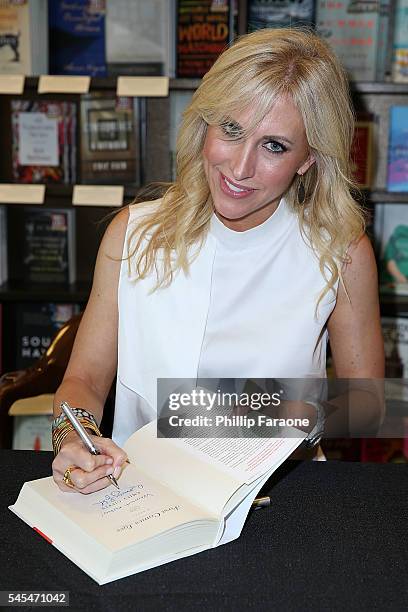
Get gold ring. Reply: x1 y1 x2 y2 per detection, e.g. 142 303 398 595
63 465 77 489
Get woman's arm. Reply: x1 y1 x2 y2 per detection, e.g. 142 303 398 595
326 234 385 434
52 207 129 493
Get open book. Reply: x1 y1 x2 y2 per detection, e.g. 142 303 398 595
10 421 305 584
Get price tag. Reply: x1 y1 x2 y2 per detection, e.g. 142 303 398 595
38 76 90 94
0 75 25 94
72 185 124 207
117 76 169 97
0 184 45 204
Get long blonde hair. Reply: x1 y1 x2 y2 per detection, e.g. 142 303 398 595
127 27 365 306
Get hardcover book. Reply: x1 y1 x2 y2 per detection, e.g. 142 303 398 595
14 302 80 369
176 0 234 78
48 0 107 77
10 420 304 584
0 0 48 75
374 203 408 295
247 0 315 31
315 0 390 81
392 0 408 82
11 99 77 184
7 206 76 284
106 0 174 77
387 106 408 192
80 93 140 185
351 113 374 189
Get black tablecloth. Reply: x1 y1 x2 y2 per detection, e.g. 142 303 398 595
1 450 407 611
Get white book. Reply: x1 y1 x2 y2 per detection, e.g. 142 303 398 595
10 420 305 584
0 0 48 75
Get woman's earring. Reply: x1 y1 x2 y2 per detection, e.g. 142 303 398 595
297 173 305 205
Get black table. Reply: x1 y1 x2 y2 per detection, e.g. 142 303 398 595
1 450 407 611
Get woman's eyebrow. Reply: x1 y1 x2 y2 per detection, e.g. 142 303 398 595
262 134 295 145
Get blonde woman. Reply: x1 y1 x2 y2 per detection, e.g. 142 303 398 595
52 28 384 493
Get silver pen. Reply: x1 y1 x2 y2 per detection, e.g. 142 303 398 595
60 401 120 490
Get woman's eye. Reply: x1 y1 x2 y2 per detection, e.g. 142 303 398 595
264 140 287 154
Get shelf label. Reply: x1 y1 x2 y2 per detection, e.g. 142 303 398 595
0 184 45 204
117 76 169 97
72 185 124 207
38 76 91 94
0 75 25 94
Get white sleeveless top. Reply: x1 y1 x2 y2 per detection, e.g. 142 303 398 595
112 198 338 447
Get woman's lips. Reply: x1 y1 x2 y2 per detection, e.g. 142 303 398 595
219 171 255 198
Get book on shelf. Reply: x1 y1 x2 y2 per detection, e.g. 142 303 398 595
106 0 175 77
13 302 81 369
392 0 408 82
10 420 304 585
80 92 140 185
176 0 234 78
315 0 391 81
0 0 48 75
48 0 107 77
0 206 8 286
7 206 76 285
11 99 77 184
382 315 408 394
169 90 194 179
374 203 408 296
247 0 315 31
387 106 408 192
351 112 374 189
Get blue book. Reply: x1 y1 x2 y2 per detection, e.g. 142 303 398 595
387 106 408 192
248 0 315 31
48 0 107 77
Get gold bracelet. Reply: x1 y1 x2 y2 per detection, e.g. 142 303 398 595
52 418 102 456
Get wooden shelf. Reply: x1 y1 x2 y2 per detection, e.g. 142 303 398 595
364 191 408 203
0 280 91 302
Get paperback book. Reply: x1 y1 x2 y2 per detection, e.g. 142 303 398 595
392 0 408 82
7 206 76 284
11 99 77 184
176 0 234 78
247 0 315 31
351 112 374 189
48 0 107 77
80 93 140 185
0 0 48 75
10 420 304 584
374 203 408 295
387 106 408 192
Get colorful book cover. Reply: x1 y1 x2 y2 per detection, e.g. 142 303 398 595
11 99 77 184
392 0 408 82
7 207 76 284
247 0 314 31
374 203 408 295
48 0 107 77
315 0 383 81
387 106 408 192
80 93 140 184
176 0 233 78
0 0 48 75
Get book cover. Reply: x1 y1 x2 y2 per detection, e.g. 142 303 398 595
7 206 76 284
48 0 107 77
169 90 193 179
106 0 173 77
11 99 77 184
176 0 233 78
315 0 384 81
387 106 408 192
351 113 374 188
392 0 408 82
374 203 408 295
247 0 315 31
80 93 140 185
14 302 80 369
0 0 48 75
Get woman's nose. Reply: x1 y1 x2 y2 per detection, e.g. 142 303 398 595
229 141 256 181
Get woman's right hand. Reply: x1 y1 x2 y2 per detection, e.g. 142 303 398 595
52 430 128 494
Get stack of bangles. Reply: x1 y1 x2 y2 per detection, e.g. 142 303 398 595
52 407 102 456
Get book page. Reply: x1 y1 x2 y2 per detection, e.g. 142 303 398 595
15 463 211 554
